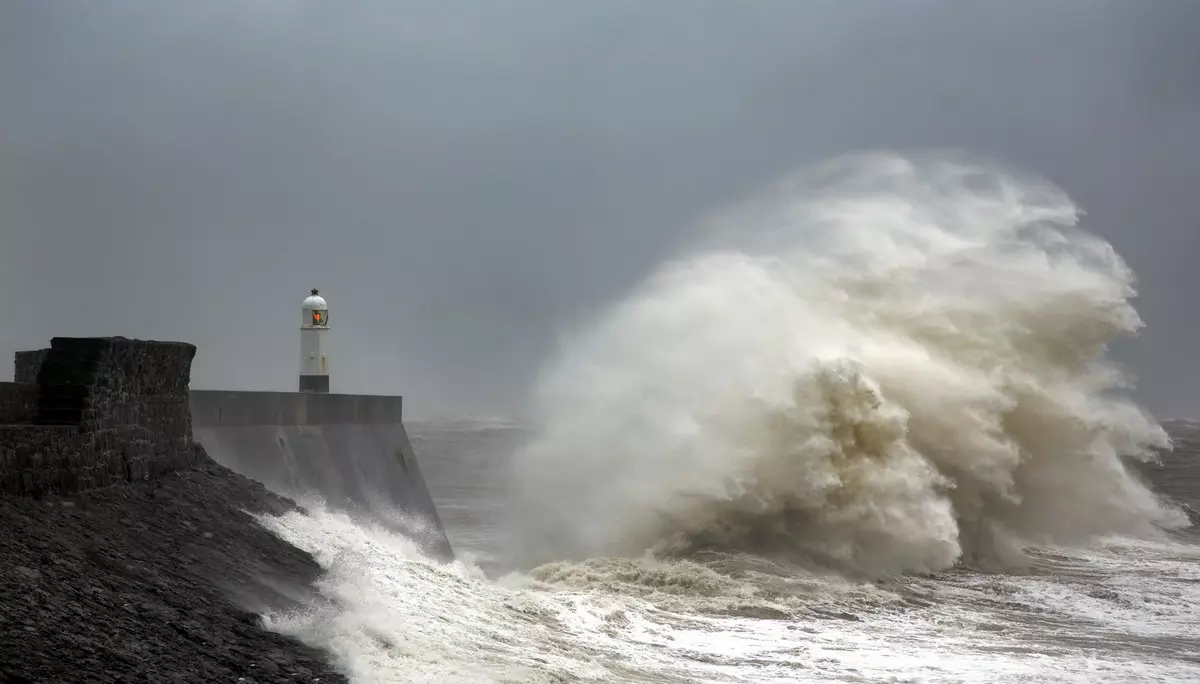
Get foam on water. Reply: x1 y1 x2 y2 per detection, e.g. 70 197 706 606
255 504 1200 683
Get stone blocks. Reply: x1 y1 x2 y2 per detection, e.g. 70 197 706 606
0 337 206 497
0 383 39 424
13 349 48 385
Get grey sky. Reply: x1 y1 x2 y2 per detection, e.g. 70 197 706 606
1 1 1197 418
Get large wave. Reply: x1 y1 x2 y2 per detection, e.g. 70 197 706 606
506 151 1189 577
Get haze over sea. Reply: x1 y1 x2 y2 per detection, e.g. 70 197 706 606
250 155 1200 683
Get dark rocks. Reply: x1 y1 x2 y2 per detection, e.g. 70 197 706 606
0 337 354 681
0 454 347 684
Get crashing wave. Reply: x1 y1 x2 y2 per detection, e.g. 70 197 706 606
507 151 1189 577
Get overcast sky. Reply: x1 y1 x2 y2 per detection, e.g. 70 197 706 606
1 1 1197 418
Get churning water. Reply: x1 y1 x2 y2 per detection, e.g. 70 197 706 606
255 154 1200 683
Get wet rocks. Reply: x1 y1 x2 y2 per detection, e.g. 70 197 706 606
0 456 347 684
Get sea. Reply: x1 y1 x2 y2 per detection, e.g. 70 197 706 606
252 154 1200 683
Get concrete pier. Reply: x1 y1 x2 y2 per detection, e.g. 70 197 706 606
191 389 453 561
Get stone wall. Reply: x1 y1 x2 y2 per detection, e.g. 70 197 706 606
0 383 39 424
0 337 207 497
14 348 49 385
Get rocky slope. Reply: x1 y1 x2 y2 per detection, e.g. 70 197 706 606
0 452 345 684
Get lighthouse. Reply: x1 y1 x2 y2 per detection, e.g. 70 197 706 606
299 287 330 393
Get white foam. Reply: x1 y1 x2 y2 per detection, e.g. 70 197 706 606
978 539 1200 639
506 151 1188 576
255 505 1200 683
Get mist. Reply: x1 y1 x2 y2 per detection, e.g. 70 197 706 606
1 1 1198 418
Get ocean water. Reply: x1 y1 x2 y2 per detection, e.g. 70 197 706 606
256 420 1200 683
254 154 1200 683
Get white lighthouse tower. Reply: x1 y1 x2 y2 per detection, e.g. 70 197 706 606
299 287 330 393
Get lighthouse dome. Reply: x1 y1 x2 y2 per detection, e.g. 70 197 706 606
302 288 327 311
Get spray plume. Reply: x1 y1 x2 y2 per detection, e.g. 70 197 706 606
507 152 1187 577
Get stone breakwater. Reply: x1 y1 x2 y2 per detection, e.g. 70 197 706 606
0 337 347 683
1 337 205 497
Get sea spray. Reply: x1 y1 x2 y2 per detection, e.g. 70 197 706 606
506 151 1188 576
249 152 1199 683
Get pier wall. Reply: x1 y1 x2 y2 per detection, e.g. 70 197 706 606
2 340 452 560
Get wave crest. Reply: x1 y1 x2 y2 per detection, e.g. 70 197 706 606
507 152 1188 577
